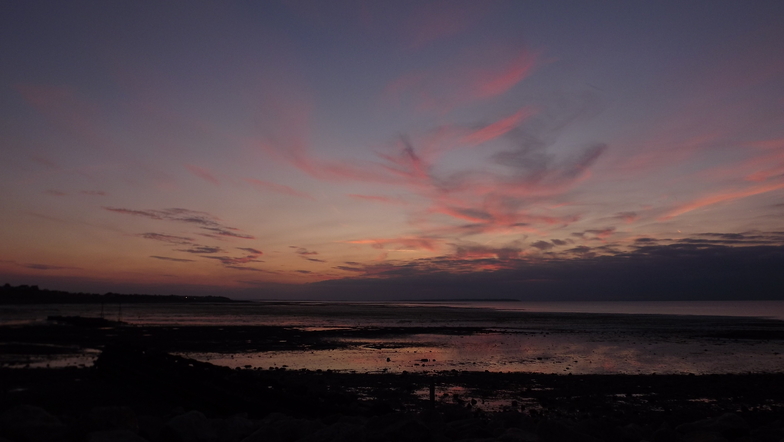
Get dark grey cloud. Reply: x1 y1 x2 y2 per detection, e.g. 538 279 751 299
150 256 195 262
491 91 606 185
572 227 615 239
104 207 254 239
225 266 266 272
335 265 364 272
530 240 554 250
567 245 593 256
203 255 263 266
304 257 327 263
177 246 224 254
20 263 78 270
200 227 255 239
296 270 312 274
140 233 194 245
551 239 568 246
303 239 784 301
237 247 263 254
454 244 522 260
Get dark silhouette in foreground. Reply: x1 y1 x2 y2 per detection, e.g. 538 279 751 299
2 343 784 441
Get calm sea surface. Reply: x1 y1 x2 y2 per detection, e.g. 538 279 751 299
2 300 784 374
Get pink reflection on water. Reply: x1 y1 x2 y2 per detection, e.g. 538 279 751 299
190 331 784 375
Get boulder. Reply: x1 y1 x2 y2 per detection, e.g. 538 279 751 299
0 405 67 442
88 429 150 442
536 420 601 442
498 427 540 442
216 415 257 442
676 413 748 439
296 421 365 442
160 410 218 442
89 406 140 433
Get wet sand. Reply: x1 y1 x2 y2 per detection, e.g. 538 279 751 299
3 302 784 374
3 303 784 441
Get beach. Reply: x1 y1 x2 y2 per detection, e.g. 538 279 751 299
2 302 784 441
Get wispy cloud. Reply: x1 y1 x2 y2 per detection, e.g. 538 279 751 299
461 108 536 146
246 178 315 200
335 265 365 272
348 237 438 251
140 233 195 245
472 49 538 99
150 256 195 262
660 181 784 220
20 263 79 270
348 194 407 205
177 246 224 254
185 164 220 186
105 207 254 239
204 254 263 266
237 247 263 254
80 190 107 196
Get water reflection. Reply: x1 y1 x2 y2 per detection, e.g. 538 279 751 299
187 330 784 375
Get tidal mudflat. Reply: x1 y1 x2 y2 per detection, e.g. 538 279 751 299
3 302 784 441
3 301 784 374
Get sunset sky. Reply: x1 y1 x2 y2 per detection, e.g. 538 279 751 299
2 1 783 300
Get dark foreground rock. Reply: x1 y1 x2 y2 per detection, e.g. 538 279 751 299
2 345 784 442
2 404 783 442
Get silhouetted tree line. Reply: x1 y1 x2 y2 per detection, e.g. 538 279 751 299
0 283 239 304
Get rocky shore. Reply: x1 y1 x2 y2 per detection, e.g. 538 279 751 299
2 344 784 442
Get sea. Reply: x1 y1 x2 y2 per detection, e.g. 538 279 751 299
2 300 784 375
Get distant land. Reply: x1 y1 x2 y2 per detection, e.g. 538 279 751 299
399 298 521 302
0 283 242 304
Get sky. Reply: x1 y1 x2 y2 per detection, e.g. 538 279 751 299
1 1 783 300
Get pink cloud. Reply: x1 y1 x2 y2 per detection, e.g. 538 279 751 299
186 164 220 186
381 46 540 114
348 194 407 205
461 108 536 146
348 237 438 252
472 49 538 99
660 181 784 220
402 2 484 50
246 178 315 200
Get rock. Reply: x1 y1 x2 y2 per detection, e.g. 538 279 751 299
239 424 282 442
498 427 539 442
296 421 365 442
216 415 257 442
445 418 492 440
653 421 684 442
241 416 323 442
160 410 218 442
676 413 748 439
0 405 67 442
383 418 433 442
88 429 150 442
89 406 140 432
137 415 165 441
750 421 784 442
537 420 601 442
613 423 646 442
681 432 729 442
